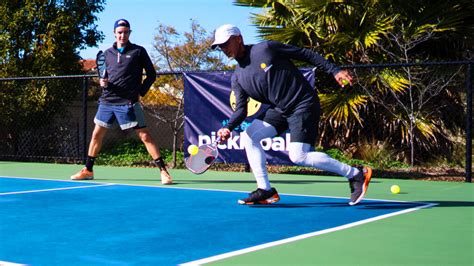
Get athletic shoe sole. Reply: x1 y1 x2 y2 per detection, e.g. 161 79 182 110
237 194 281 205
349 167 372 206
71 176 94 180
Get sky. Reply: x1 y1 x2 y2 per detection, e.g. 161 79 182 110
79 0 262 59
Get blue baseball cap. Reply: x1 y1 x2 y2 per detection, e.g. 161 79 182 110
114 19 130 30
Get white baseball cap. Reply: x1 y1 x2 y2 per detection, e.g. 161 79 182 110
211 24 241 49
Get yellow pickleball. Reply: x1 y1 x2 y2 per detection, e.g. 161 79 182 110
390 185 401 194
187 145 199 156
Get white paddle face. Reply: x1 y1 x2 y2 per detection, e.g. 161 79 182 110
185 144 219 174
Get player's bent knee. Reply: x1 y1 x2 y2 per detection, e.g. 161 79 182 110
91 131 105 142
142 135 154 144
136 130 153 144
288 150 307 165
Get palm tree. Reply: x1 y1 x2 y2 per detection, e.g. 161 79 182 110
233 0 472 166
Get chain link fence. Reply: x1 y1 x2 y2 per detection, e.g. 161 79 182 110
0 74 183 167
1 76 84 163
0 62 471 181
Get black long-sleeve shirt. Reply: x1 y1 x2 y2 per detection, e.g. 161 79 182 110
226 41 340 131
99 42 156 105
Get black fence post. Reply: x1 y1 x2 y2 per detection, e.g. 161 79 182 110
466 63 472 183
82 77 88 165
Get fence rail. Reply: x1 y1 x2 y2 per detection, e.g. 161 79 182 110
1 61 472 182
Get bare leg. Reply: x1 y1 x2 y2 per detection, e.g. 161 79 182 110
70 125 107 180
88 125 108 157
135 127 161 159
135 127 173 184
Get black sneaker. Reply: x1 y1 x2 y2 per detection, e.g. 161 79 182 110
348 166 373 206
238 188 280 205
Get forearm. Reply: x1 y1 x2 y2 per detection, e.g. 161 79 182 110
226 109 246 131
140 75 155 96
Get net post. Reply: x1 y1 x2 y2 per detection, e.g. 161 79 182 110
466 63 472 183
82 77 88 165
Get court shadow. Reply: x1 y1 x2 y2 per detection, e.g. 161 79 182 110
427 201 474 207
248 201 428 209
357 201 428 209
248 203 319 208
361 201 474 208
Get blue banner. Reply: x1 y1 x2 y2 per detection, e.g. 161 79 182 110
183 69 314 165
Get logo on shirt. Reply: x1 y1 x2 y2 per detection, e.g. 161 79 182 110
260 62 272 72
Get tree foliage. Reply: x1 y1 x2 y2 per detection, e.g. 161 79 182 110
234 0 473 166
143 20 229 167
1 0 105 76
234 0 473 63
0 0 105 156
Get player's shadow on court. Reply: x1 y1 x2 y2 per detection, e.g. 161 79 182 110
248 201 427 209
428 201 474 207
359 201 474 209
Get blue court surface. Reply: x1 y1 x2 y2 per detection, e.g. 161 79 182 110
0 177 432 265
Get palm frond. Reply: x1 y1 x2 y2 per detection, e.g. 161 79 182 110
319 92 368 125
378 69 410 93
232 0 269 8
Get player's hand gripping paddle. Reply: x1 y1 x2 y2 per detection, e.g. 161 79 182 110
185 137 220 174
96 50 107 86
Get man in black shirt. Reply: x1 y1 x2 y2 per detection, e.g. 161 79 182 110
71 19 172 185
212 24 372 205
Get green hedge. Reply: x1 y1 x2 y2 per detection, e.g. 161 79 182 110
95 139 409 170
96 139 184 168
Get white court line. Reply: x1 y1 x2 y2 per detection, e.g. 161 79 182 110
0 175 431 204
0 175 97 184
0 261 27 266
0 183 114 196
180 202 437 265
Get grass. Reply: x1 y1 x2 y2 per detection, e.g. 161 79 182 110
96 139 468 182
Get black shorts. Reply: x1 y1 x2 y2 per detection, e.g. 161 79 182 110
257 104 320 144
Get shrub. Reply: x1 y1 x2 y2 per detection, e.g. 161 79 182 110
96 139 184 168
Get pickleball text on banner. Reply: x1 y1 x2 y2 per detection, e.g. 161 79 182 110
183 69 314 165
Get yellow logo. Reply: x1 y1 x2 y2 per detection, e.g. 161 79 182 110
229 91 262 117
260 63 267 69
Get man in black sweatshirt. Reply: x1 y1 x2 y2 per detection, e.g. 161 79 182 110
212 24 372 205
71 19 172 185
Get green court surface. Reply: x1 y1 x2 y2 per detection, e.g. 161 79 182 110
1 161 473 265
